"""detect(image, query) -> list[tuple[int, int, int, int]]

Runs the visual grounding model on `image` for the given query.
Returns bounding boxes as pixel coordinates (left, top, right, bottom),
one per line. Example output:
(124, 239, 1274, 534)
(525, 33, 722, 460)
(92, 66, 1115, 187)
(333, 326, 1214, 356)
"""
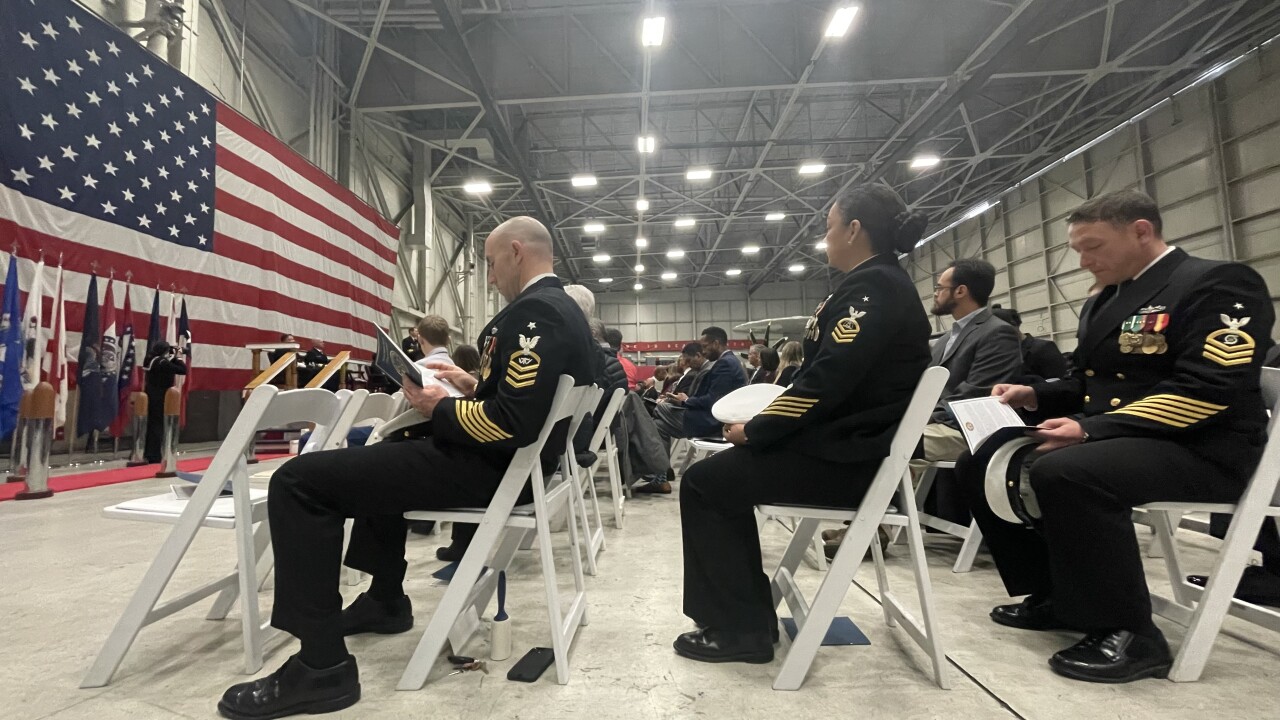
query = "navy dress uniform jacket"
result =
(681, 352, 747, 438)
(1032, 248, 1274, 481)
(745, 253, 932, 464)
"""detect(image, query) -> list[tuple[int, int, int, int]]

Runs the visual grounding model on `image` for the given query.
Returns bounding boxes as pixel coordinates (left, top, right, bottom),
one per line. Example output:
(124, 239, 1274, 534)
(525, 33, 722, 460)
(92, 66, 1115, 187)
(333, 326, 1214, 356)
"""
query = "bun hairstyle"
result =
(832, 184, 930, 254)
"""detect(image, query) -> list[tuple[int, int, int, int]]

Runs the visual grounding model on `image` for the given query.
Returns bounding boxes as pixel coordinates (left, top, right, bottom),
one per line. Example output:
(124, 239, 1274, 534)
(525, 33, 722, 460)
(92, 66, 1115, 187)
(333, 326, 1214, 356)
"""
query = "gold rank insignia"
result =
(831, 306, 866, 344)
(454, 400, 513, 442)
(1203, 315, 1255, 367)
(505, 334, 541, 389)
(759, 394, 818, 418)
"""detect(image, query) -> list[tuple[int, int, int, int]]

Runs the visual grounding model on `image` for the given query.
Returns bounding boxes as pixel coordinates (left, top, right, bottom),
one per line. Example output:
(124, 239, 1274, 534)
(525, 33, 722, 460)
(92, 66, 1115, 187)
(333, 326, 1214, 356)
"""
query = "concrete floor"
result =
(2, 457, 1279, 720)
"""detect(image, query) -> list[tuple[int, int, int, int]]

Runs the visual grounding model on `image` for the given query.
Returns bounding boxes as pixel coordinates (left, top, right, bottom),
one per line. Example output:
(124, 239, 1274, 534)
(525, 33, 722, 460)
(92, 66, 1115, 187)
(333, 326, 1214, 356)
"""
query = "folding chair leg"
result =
(810, 528, 828, 572)
(606, 442, 625, 528)
(869, 525, 894, 627)
(952, 520, 982, 573)
(899, 478, 950, 690)
(538, 502, 573, 684)
(207, 520, 272, 621)
(1153, 511, 1194, 607)
(234, 486, 267, 675)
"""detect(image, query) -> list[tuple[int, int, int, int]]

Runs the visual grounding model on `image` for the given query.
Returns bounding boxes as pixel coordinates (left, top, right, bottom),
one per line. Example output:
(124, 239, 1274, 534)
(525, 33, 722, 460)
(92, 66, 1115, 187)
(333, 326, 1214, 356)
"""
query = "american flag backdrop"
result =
(0, 0, 399, 391)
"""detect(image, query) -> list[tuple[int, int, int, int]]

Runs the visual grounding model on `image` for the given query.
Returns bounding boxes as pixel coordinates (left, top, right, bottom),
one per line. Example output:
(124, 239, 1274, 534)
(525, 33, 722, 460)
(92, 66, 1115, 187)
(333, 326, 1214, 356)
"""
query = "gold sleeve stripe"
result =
(831, 322, 859, 344)
(1203, 346, 1253, 367)
(455, 401, 513, 443)
(759, 408, 806, 418)
(458, 405, 502, 443)
(1111, 407, 1195, 428)
(1108, 393, 1226, 428)
(1121, 399, 1215, 422)
(1140, 394, 1226, 411)
(765, 397, 818, 407)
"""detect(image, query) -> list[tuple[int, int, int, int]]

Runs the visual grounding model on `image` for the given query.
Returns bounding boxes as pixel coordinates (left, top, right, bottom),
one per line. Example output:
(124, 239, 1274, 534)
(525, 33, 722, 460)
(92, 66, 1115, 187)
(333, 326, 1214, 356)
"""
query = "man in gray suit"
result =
(922, 258, 1023, 462)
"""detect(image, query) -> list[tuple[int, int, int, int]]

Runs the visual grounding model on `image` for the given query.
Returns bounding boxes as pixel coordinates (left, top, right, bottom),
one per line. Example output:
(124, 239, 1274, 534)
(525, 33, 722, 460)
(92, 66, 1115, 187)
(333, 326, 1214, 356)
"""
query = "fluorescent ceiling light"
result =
(685, 167, 713, 181)
(634, 282, 645, 291)
(741, 245, 760, 255)
(765, 212, 786, 221)
(824, 6, 859, 38)
(637, 135, 656, 154)
(963, 201, 995, 220)
(674, 217, 696, 228)
(463, 180, 491, 194)
(571, 174, 597, 187)
(910, 154, 941, 169)
(583, 222, 606, 234)
(599, 277, 613, 284)
(815, 241, 828, 251)
(634, 263, 645, 273)
(592, 253, 611, 263)
(641, 16, 665, 47)
(726, 268, 742, 277)
(798, 162, 826, 175)
(635, 198, 650, 212)
(635, 237, 649, 249)
(789, 264, 805, 273)
(661, 271, 677, 280)
(666, 249, 685, 259)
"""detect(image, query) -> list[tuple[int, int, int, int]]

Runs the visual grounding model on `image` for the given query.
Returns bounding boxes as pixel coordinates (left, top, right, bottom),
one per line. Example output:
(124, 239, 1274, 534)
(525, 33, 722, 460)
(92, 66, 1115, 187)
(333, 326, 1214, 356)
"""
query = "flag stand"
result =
(6, 391, 31, 483)
(14, 383, 56, 500)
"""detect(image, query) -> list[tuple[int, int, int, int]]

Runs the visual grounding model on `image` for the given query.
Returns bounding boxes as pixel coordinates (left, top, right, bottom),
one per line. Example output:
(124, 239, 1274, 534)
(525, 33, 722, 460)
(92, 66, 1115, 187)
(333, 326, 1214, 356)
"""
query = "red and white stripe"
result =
(0, 104, 400, 391)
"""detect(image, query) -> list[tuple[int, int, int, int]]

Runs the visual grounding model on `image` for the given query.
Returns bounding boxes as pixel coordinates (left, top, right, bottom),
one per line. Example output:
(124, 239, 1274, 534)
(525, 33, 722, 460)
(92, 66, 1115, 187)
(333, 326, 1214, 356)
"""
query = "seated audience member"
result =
(642, 366, 667, 400)
(216, 216, 595, 718)
(674, 184, 930, 664)
(452, 344, 481, 378)
(298, 340, 339, 391)
(956, 189, 1275, 683)
(753, 346, 779, 384)
(412, 315, 453, 368)
(670, 349, 700, 396)
(745, 344, 766, 383)
(401, 334, 424, 362)
(991, 304, 1069, 381)
(775, 340, 803, 386)
(268, 333, 295, 387)
(605, 327, 639, 389)
(636, 336, 734, 494)
(920, 258, 1022, 464)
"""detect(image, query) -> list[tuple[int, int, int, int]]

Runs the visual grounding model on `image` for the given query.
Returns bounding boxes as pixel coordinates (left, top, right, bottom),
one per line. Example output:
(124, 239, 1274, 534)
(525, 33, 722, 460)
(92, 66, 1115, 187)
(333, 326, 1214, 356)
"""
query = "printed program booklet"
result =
(373, 325, 464, 397)
(947, 396, 1034, 454)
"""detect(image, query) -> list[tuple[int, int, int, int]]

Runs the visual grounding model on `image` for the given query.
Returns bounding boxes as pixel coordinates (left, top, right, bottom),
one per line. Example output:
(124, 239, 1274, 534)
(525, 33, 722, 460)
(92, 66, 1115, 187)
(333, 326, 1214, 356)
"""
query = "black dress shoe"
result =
(1049, 630, 1172, 683)
(1187, 566, 1280, 607)
(436, 542, 467, 562)
(633, 480, 672, 494)
(673, 628, 774, 664)
(218, 654, 360, 719)
(697, 622, 780, 644)
(990, 596, 1066, 631)
(341, 592, 413, 636)
(407, 520, 435, 535)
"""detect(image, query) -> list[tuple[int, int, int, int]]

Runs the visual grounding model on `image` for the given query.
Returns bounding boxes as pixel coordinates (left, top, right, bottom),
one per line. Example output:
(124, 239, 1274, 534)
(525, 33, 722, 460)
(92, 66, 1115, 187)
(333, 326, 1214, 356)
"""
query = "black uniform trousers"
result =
(956, 437, 1249, 632)
(267, 436, 503, 644)
(144, 385, 167, 463)
(681, 445, 877, 633)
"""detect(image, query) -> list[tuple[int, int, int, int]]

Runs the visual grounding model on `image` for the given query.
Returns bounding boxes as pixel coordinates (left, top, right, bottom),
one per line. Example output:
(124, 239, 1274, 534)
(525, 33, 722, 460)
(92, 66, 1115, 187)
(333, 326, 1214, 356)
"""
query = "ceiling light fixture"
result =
(571, 174, 597, 187)
(634, 263, 645, 272)
(661, 271, 677, 280)
(674, 217, 696, 228)
(685, 167, 713, 181)
(963, 200, 995, 220)
(635, 237, 649, 249)
(634, 282, 644, 291)
(583, 222, 605, 234)
(726, 268, 742, 277)
(824, 6, 859, 38)
(666, 249, 685, 259)
(463, 180, 491, 195)
(635, 198, 650, 212)
(637, 135, 656, 154)
(815, 241, 828, 251)
(910, 154, 941, 169)
(741, 245, 760, 255)
(599, 277, 613, 284)
(798, 162, 827, 175)
(789, 264, 805, 273)
(641, 16, 665, 47)
(592, 253, 611, 263)
(765, 212, 785, 221)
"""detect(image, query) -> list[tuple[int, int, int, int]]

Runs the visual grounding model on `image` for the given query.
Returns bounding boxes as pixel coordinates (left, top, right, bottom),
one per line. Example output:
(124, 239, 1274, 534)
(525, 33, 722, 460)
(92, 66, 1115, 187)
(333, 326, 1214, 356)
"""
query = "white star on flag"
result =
(101, 201, 116, 215)
(58, 186, 75, 201)
(18, 77, 37, 94)
(11, 168, 33, 185)
(18, 124, 35, 140)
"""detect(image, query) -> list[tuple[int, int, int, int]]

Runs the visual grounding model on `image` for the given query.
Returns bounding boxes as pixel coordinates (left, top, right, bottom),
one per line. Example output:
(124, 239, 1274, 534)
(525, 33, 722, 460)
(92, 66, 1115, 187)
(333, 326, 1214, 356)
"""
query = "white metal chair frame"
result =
(757, 366, 952, 691)
(1141, 366, 1280, 682)
(397, 378, 598, 689)
(583, 388, 628, 529)
(82, 385, 348, 688)
(907, 461, 984, 573)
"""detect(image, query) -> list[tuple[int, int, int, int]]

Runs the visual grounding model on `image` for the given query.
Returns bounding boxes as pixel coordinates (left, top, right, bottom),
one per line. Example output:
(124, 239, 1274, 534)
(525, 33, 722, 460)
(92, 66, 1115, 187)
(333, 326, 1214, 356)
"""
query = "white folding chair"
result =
(398, 378, 597, 689)
(1142, 366, 1280, 681)
(582, 388, 628, 529)
(757, 366, 951, 691)
(82, 386, 347, 687)
(676, 437, 732, 476)
(907, 461, 984, 573)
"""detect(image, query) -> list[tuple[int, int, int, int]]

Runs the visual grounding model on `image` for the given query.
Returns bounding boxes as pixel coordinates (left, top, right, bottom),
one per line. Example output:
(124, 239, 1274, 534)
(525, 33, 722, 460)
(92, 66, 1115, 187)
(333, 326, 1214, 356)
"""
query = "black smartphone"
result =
(506, 647, 555, 683)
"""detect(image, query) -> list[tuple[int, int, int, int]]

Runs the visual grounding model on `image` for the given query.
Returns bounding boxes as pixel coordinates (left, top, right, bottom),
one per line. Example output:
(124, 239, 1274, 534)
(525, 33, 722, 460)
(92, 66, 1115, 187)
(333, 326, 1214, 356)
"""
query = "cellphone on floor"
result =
(506, 647, 555, 683)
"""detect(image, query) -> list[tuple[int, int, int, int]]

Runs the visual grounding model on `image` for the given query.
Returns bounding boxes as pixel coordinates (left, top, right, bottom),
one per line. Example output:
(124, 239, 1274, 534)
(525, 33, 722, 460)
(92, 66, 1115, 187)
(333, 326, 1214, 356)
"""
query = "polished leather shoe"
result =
(633, 480, 672, 494)
(407, 520, 435, 535)
(1187, 566, 1280, 607)
(341, 592, 413, 636)
(990, 596, 1066, 631)
(218, 654, 360, 719)
(436, 542, 467, 562)
(674, 628, 774, 664)
(697, 622, 780, 644)
(1049, 630, 1172, 683)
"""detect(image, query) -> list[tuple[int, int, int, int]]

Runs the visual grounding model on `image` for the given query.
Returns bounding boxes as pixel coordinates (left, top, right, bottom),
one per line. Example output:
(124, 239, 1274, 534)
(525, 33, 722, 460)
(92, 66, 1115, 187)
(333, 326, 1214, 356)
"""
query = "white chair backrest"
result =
(872, 366, 950, 486)
(586, 388, 626, 451)
(319, 389, 370, 451)
(1253, 367, 1280, 506)
(490, 376, 590, 490)
(355, 392, 400, 424)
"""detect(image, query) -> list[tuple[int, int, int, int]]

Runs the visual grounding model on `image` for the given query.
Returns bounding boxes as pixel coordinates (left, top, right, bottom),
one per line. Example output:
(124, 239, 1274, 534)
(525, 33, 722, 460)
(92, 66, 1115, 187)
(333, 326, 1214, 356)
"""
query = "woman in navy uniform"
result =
(674, 185, 932, 664)
(218, 217, 597, 719)
(956, 190, 1274, 683)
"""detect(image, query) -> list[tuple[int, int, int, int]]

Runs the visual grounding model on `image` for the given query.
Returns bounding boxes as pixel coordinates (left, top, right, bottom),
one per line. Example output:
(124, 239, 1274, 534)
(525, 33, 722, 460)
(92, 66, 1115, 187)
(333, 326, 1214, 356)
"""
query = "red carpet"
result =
(0, 454, 290, 502)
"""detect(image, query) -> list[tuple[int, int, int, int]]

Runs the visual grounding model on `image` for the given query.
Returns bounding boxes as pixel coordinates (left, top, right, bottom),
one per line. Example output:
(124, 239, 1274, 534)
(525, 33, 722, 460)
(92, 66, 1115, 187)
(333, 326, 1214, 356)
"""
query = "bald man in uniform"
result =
(218, 216, 596, 719)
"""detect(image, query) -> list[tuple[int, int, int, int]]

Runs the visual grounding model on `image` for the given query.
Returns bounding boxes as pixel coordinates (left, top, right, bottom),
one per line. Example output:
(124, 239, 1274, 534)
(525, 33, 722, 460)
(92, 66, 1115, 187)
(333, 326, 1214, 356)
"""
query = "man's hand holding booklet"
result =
(373, 326, 465, 397)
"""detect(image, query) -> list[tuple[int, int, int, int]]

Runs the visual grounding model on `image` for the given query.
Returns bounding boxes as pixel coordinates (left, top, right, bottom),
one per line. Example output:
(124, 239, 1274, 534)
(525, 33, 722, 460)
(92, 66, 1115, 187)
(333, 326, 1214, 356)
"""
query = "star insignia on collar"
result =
(862, 296, 869, 302)
(527, 322, 537, 330)
(1234, 303, 1245, 310)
